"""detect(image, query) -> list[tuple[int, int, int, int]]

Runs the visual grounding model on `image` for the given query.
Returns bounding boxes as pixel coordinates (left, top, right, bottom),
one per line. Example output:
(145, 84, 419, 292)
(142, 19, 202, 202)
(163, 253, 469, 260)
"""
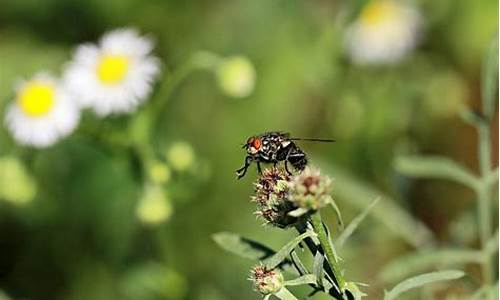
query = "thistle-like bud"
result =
(250, 265, 284, 295)
(288, 167, 333, 212)
(251, 168, 301, 228)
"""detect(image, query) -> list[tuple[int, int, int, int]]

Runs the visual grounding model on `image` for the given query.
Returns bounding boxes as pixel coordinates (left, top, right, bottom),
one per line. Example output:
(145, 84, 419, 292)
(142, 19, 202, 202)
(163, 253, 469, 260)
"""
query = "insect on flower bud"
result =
(251, 168, 303, 228)
(288, 166, 333, 212)
(250, 265, 284, 295)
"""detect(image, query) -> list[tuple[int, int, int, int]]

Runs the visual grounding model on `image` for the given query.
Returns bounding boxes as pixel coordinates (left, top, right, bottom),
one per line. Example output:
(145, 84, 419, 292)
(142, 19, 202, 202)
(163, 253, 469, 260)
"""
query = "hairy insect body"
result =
(237, 132, 323, 179)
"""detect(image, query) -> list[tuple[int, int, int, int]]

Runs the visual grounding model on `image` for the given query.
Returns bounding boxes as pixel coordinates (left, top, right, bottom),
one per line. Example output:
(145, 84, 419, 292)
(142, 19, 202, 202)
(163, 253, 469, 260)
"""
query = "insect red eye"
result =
(252, 138, 262, 150)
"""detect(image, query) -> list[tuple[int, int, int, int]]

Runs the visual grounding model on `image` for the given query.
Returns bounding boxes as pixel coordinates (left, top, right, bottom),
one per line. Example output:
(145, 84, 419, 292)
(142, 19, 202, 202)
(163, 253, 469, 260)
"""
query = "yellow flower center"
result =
(17, 81, 55, 117)
(97, 54, 130, 84)
(359, 0, 400, 26)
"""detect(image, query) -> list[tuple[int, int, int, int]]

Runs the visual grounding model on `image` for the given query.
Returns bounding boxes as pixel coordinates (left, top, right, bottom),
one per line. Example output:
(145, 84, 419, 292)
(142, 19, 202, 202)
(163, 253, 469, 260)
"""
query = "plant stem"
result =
(476, 121, 494, 285)
(310, 212, 345, 290)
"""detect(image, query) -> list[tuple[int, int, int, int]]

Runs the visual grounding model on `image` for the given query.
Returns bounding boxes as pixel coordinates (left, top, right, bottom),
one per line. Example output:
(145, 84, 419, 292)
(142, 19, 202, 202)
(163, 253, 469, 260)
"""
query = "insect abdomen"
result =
(287, 146, 308, 171)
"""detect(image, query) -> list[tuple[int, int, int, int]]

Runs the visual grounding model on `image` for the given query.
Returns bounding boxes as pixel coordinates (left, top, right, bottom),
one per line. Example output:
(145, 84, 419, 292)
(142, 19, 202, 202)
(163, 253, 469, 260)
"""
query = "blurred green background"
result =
(0, 0, 498, 299)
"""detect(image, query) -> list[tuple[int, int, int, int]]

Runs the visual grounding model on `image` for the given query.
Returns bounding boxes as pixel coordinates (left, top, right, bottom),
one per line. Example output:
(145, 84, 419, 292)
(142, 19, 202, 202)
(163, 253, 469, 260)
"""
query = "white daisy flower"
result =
(345, 0, 422, 65)
(4, 74, 80, 148)
(63, 28, 161, 116)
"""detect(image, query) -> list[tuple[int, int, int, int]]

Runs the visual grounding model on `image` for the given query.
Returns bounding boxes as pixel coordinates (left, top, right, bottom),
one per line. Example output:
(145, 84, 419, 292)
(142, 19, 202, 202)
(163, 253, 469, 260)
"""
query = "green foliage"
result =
(481, 35, 499, 119)
(0, 0, 497, 299)
(383, 270, 465, 300)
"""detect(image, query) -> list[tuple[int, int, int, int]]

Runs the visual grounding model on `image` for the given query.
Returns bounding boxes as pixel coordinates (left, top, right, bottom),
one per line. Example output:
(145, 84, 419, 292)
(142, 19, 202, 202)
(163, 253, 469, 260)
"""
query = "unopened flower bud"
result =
(216, 56, 256, 98)
(0, 156, 36, 206)
(289, 167, 333, 212)
(167, 142, 195, 172)
(252, 168, 302, 228)
(148, 161, 171, 184)
(136, 184, 172, 225)
(250, 265, 284, 295)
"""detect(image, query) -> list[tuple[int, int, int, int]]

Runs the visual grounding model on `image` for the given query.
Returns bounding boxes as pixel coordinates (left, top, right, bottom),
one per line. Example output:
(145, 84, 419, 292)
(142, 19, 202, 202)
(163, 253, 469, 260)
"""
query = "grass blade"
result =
(336, 197, 379, 247)
(384, 270, 465, 300)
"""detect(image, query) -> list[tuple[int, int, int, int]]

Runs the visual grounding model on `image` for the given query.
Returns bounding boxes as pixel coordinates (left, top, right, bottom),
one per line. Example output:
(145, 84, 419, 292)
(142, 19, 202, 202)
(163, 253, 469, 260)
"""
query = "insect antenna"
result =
(289, 137, 335, 143)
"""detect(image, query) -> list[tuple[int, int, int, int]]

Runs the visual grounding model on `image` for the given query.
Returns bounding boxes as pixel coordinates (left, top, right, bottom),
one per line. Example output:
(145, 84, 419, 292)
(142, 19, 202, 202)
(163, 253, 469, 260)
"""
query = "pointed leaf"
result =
(312, 252, 325, 288)
(394, 156, 479, 190)
(379, 250, 481, 283)
(284, 275, 317, 287)
(328, 198, 344, 230)
(336, 197, 379, 247)
(264, 231, 316, 270)
(481, 35, 499, 119)
(290, 250, 309, 276)
(317, 161, 435, 248)
(384, 270, 465, 300)
(212, 232, 276, 260)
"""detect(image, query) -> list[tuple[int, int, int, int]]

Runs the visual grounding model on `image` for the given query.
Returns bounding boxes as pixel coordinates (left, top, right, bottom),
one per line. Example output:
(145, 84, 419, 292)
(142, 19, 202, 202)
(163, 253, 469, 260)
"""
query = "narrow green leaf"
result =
(212, 232, 276, 260)
(395, 156, 479, 190)
(380, 250, 481, 282)
(384, 270, 465, 300)
(312, 252, 325, 288)
(274, 287, 299, 300)
(328, 198, 344, 230)
(481, 34, 499, 119)
(317, 161, 435, 248)
(336, 197, 380, 247)
(290, 250, 309, 276)
(284, 275, 317, 287)
(264, 231, 316, 270)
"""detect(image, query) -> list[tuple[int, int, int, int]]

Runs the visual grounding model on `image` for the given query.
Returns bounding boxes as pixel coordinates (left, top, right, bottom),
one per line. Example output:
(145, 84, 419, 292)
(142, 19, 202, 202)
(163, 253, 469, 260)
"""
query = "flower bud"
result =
(0, 156, 36, 206)
(250, 265, 284, 295)
(252, 168, 302, 228)
(288, 167, 333, 212)
(148, 161, 171, 184)
(136, 184, 172, 226)
(216, 56, 256, 98)
(167, 141, 195, 172)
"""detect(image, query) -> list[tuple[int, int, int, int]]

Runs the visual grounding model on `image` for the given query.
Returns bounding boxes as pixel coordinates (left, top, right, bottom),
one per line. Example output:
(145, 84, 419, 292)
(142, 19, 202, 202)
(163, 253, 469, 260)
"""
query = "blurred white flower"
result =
(5, 73, 80, 148)
(216, 56, 256, 98)
(345, 0, 422, 65)
(64, 28, 161, 116)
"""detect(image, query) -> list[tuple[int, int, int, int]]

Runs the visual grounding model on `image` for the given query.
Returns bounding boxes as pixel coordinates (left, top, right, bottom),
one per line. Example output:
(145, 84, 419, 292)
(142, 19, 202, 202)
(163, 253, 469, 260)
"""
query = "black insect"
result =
(236, 131, 334, 179)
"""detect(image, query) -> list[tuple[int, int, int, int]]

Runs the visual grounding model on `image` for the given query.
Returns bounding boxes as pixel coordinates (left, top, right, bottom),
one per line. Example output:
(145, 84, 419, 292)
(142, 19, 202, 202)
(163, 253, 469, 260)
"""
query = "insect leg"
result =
(236, 156, 252, 179)
(257, 161, 262, 174)
(284, 147, 294, 175)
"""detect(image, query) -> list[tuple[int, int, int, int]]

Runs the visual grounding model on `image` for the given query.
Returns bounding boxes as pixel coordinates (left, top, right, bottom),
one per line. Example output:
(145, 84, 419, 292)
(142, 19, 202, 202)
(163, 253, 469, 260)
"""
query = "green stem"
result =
(310, 212, 345, 290)
(128, 51, 221, 179)
(476, 122, 494, 285)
